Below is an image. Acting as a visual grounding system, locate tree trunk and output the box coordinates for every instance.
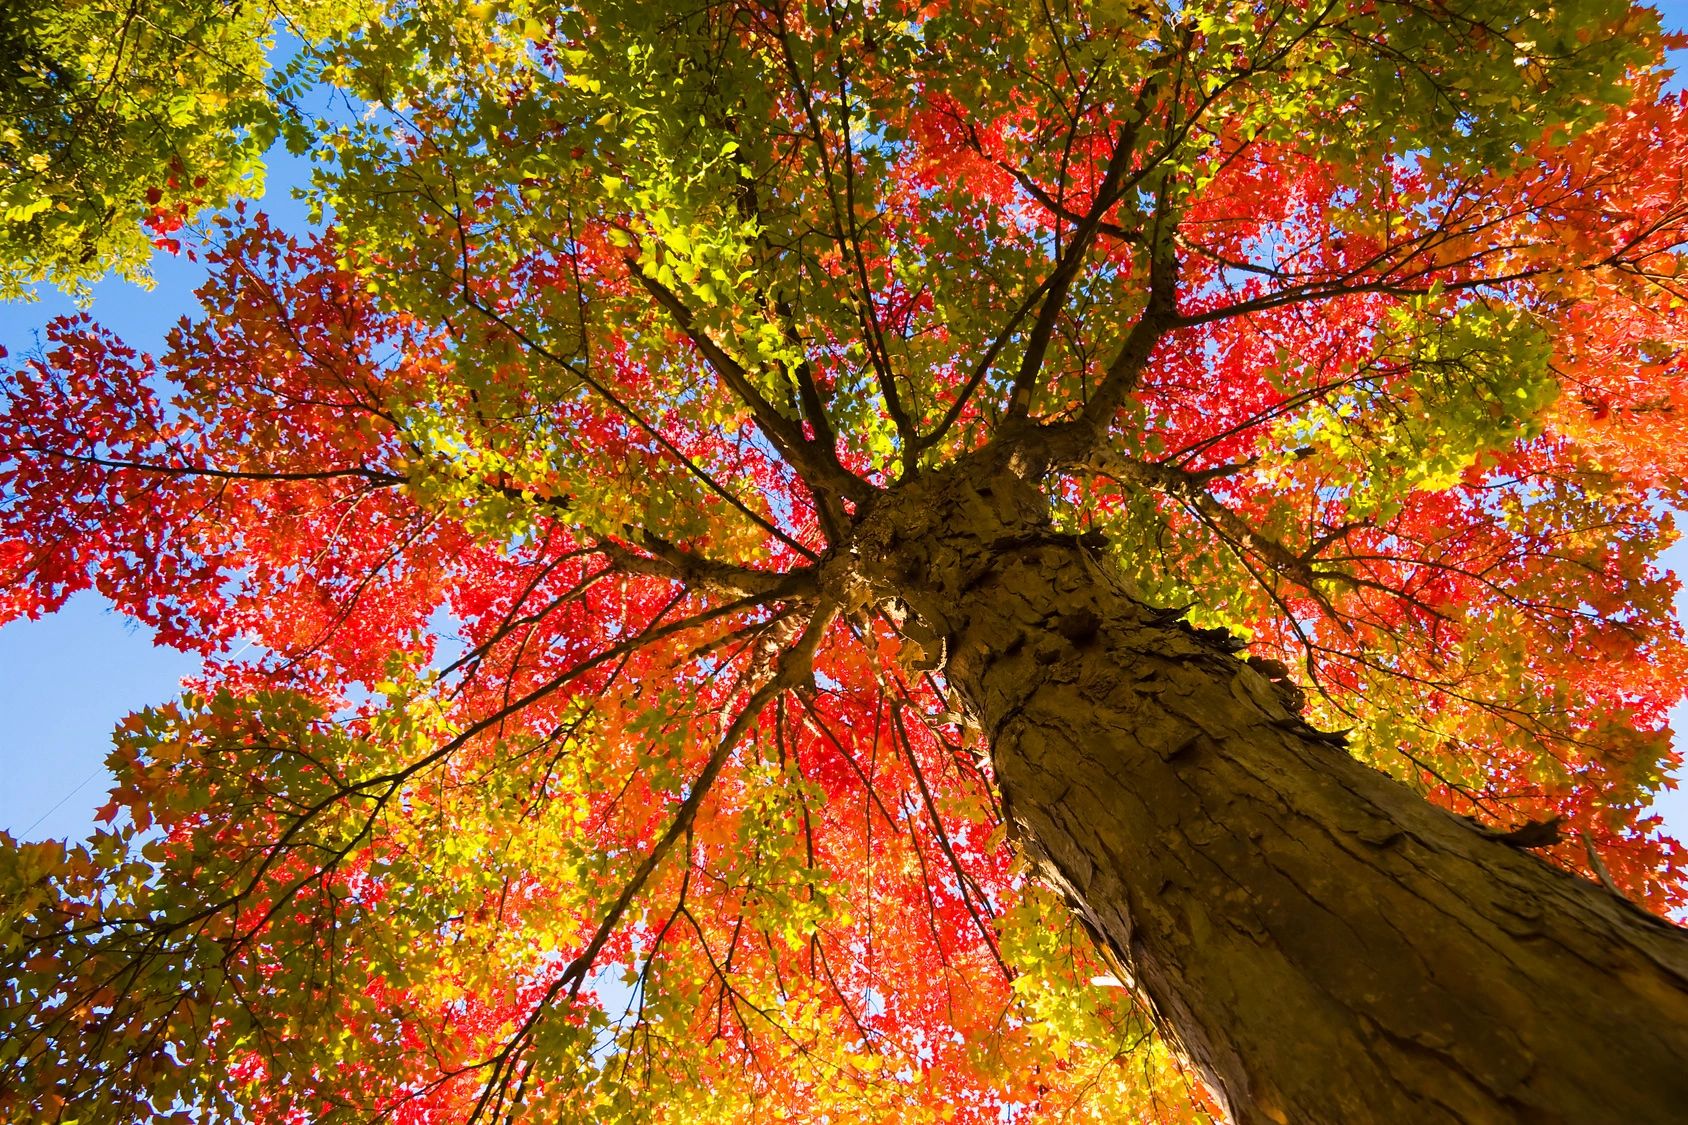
[856,461,1688,1124]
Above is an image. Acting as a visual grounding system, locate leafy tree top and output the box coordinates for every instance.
[1,0,1686,1121]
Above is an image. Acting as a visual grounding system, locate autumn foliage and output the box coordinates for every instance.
[2,1,1687,1121]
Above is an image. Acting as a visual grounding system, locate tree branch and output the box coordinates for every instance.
[1004,51,1172,423]
[463,600,836,1123]
[598,527,801,600]
[630,259,873,510]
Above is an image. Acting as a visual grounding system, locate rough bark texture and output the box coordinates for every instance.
[855,460,1688,1125]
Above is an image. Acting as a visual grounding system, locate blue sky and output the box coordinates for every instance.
[3,10,1688,852]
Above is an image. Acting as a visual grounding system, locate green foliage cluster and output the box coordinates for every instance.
[0,0,371,299]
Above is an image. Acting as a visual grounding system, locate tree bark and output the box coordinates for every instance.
[855,461,1688,1125]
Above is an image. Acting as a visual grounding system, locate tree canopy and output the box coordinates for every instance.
[0,0,368,299]
[2,1,1687,1121]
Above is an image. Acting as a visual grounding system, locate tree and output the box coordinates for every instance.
[3,0,1688,1121]
[0,0,363,299]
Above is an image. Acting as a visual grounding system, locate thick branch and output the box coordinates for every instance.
[599,529,810,600]
[631,260,872,510]
[1005,52,1173,423]
[1018,198,1180,471]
